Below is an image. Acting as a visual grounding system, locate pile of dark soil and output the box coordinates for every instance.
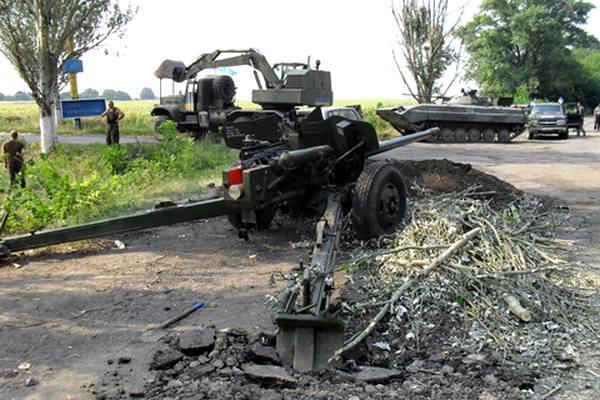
[394,159,521,209]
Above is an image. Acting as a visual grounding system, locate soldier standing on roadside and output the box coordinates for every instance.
[576,102,586,136]
[594,103,600,131]
[2,130,26,188]
[100,100,125,145]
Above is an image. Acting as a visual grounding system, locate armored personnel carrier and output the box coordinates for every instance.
[377,90,528,143]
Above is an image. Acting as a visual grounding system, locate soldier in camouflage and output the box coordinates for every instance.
[100,101,125,145]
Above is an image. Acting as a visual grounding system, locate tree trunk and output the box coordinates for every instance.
[36,0,57,154]
[39,95,57,154]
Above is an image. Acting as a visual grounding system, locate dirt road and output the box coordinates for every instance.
[1,125,599,399]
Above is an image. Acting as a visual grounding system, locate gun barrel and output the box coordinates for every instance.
[277,145,334,170]
[367,127,439,157]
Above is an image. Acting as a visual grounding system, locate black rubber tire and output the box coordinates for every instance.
[212,76,236,103]
[227,208,277,231]
[352,162,407,240]
[498,128,511,143]
[454,128,467,143]
[154,116,169,138]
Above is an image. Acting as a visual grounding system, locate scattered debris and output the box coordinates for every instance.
[149,347,184,371]
[242,363,296,383]
[17,362,31,371]
[24,377,37,387]
[178,327,215,356]
[353,366,403,383]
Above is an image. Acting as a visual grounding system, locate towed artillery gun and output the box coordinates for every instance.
[152,48,332,139]
[2,85,437,372]
[377,89,528,143]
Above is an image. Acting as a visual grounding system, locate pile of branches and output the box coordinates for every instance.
[338,187,595,360]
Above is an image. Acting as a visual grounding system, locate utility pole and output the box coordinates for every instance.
[65,38,82,129]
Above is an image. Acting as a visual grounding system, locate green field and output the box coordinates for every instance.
[0,99,414,138]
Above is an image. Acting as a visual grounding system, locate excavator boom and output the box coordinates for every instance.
[154,48,283,89]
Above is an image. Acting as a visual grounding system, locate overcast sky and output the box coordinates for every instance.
[0,0,598,100]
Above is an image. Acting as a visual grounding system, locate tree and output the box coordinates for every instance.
[102,88,130,100]
[0,1,135,153]
[13,91,33,101]
[572,48,600,107]
[458,0,598,101]
[81,88,99,98]
[101,88,118,100]
[0,92,4,101]
[139,87,156,100]
[392,0,465,103]
[115,90,131,101]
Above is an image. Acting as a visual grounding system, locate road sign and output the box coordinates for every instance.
[64,59,83,74]
[60,98,106,119]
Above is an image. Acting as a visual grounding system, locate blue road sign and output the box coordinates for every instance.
[61,98,106,119]
[64,59,83,74]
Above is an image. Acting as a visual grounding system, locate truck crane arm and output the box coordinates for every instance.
[154,48,283,89]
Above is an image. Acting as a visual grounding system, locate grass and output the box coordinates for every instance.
[0,135,237,235]
[0,98,415,137]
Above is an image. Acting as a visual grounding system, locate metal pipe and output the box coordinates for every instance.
[367,127,439,157]
[0,197,231,255]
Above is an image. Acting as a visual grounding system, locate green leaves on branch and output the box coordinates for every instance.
[458,0,599,103]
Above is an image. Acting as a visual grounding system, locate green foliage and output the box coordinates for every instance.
[0,138,237,235]
[139,87,156,100]
[102,145,129,174]
[0,0,136,119]
[572,48,600,108]
[458,0,599,102]
[513,85,532,105]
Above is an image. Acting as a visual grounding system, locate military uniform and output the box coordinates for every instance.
[576,104,586,136]
[105,107,122,145]
[2,139,26,187]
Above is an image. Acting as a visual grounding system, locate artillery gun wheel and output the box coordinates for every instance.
[227,208,277,231]
[497,128,511,143]
[440,128,455,142]
[352,162,407,240]
[454,128,467,142]
[482,129,496,142]
[468,128,481,142]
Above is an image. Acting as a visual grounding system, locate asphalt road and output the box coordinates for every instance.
[0,132,158,145]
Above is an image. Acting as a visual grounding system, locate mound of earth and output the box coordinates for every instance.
[395,159,521,208]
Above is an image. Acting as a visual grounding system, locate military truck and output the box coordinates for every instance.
[376,90,528,143]
[151,49,333,139]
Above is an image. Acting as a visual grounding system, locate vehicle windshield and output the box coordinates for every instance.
[531,104,562,115]
[326,109,360,120]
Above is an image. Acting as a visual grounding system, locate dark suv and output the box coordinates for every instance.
[528,103,569,140]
